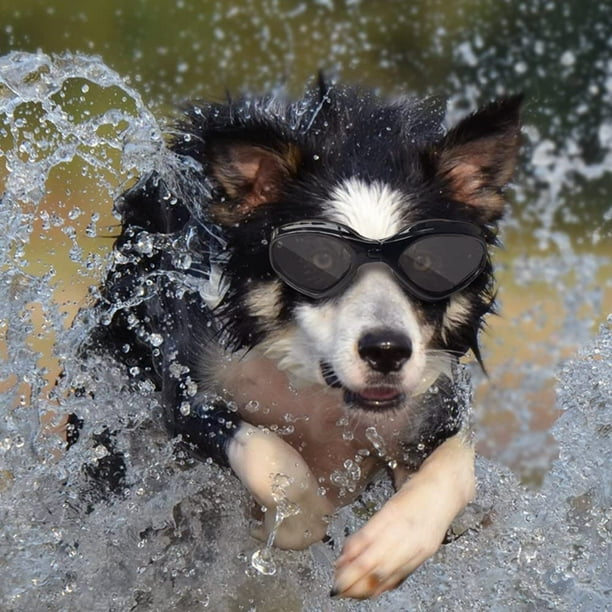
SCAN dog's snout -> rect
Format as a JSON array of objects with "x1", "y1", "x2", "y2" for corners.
[{"x1": 358, "y1": 330, "x2": 412, "y2": 373}]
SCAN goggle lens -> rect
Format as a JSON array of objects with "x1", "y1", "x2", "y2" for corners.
[
  {"x1": 271, "y1": 234, "x2": 353, "y2": 295},
  {"x1": 398, "y1": 234, "x2": 487, "y2": 297}
]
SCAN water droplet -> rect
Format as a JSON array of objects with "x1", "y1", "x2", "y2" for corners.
[
  {"x1": 149, "y1": 333, "x2": 163, "y2": 347},
  {"x1": 135, "y1": 233, "x2": 154, "y2": 255},
  {"x1": 245, "y1": 400, "x2": 260, "y2": 413},
  {"x1": 250, "y1": 547, "x2": 276, "y2": 575},
  {"x1": 365, "y1": 426, "x2": 386, "y2": 456},
  {"x1": 560, "y1": 50, "x2": 575, "y2": 67},
  {"x1": 93, "y1": 444, "x2": 109, "y2": 459},
  {"x1": 173, "y1": 253, "x2": 192, "y2": 269}
]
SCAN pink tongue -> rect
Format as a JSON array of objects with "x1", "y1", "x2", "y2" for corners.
[{"x1": 359, "y1": 387, "x2": 399, "y2": 401}]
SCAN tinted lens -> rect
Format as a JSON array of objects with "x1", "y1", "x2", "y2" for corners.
[
  {"x1": 398, "y1": 235, "x2": 486, "y2": 297},
  {"x1": 271, "y1": 233, "x2": 353, "y2": 296}
]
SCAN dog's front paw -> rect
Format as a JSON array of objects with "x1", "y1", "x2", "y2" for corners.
[
  {"x1": 228, "y1": 424, "x2": 334, "y2": 549},
  {"x1": 332, "y1": 480, "x2": 451, "y2": 599},
  {"x1": 332, "y1": 433, "x2": 475, "y2": 599}
]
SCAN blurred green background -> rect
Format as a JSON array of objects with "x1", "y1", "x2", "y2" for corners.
[{"x1": 1, "y1": 0, "x2": 610, "y2": 481}]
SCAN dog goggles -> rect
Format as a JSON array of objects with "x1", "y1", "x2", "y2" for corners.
[{"x1": 269, "y1": 219, "x2": 488, "y2": 301}]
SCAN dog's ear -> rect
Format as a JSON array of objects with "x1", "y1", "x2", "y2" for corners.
[
  {"x1": 433, "y1": 95, "x2": 523, "y2": 221},
  {"x1": 207, "y1": 139, "x2": 301, "y2": 224}
]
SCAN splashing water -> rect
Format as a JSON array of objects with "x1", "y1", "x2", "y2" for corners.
[
  {"x1": 0, "y1": 52, "x2": 610, "y2": 610},
  {"x1": 364, "y1": 426, "x2": 386, "y2": 457},
  {"x1": 250, "y1": 473, "x2": 302, "y2": 576}
]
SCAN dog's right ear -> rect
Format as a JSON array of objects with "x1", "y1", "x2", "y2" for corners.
[{"x1": 205, "y1": 138, "x2": 301, "y2": 225}]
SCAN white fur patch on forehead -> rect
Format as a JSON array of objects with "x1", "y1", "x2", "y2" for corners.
[{"x1": 326, "y1": 178, "x2": 405, "y2": 239}]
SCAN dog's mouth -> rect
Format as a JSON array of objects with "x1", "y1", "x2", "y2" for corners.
[
  {"x1": 344, "y1": 387, "x2": 406, "y2": 411},
  {"x1": 320, "y1": 361, "x2": 405, "y2": 411}
]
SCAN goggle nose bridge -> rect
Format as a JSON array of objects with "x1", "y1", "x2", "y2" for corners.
[{"x1": 365, "y1": 244, "x2": 383, "y2": 259}]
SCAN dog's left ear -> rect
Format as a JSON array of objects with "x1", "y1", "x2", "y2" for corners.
[
  {"x1": 433, "y1": 95, "x2": 523, "y2": 221},
  {"x1": 207, "y1": 139, "x2": 301, "y2": 224}
]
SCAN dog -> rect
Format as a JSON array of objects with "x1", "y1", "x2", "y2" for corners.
[{"x1": 87, "y1": 80, "x2": 521, "y2": 599}]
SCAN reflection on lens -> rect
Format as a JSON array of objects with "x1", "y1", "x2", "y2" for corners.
[
  {"x1": 399, "y1": 235, "x2": 485, "y2": 295},
  {"x1": 271, "y1": 233, "x2": 352, "y2": 295}
]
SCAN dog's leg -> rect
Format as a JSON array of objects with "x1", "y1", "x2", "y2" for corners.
[
  {"x1": 332, "y1": 430, "x2": 475, "y2": 599},
  {"x1": 171, "y1": 389, "x2": 334, "y2": 548},
  {"x1": 228, "y1": 423, "x2": 335, "y2": 549}
]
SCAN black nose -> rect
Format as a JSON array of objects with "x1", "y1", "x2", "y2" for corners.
[{"x1": 358, "y1": 330, "x2": 413, "y2": 374}]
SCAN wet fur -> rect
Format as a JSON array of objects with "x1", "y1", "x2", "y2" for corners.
[{"x1": 87, "y1": 81, "x2": 521, "y2": 598}]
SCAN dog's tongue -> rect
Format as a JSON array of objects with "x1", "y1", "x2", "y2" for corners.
[{"x1": 359, "y1": 386, "x2": 400, "y2": 401}]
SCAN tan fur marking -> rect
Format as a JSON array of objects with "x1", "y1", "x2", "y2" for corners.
[{"x1": 245, "y1": 280, "x2": 282, "y2": 322}]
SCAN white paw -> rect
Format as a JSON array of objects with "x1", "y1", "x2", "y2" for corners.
[
  {"x1": 228, "y1": 424, "x2": 334, "y2": 549},
  {"x1": 332, "y1": 433, "x2": 475, "y2": 601},
  {"x1": 332, "y1": 488, "x2": 449, "y2": 599}
]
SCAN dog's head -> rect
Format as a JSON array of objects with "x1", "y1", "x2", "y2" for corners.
[{"x1": 174, "y1": 85, "x2": 522, "y2": 410}]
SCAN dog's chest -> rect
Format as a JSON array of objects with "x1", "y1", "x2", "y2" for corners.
[{"x1": 215, "y1": 355, "x2": 415, "y2": 502}]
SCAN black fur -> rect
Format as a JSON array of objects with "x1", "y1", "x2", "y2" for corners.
[{"x1": 85, "y1": 83, "x2": 521, "y2": 469}]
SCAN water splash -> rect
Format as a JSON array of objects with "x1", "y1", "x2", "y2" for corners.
[
  {"x1": 0, "y1": 52, "x2": 610, "y2": 610},
  {"x1": 364, "y1": 426, "x2": 386, "y2": 457},
  {"x1": 251, "y1": 473, "x2": 302, "y2": 576},
  {"x1": 250, "y1": 547, "x2": 278, "y2": 577}
]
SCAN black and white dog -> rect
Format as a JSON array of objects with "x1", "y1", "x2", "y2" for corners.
[{"x1": 89, "y1": 81, "x2": 521, "y2": 599}]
